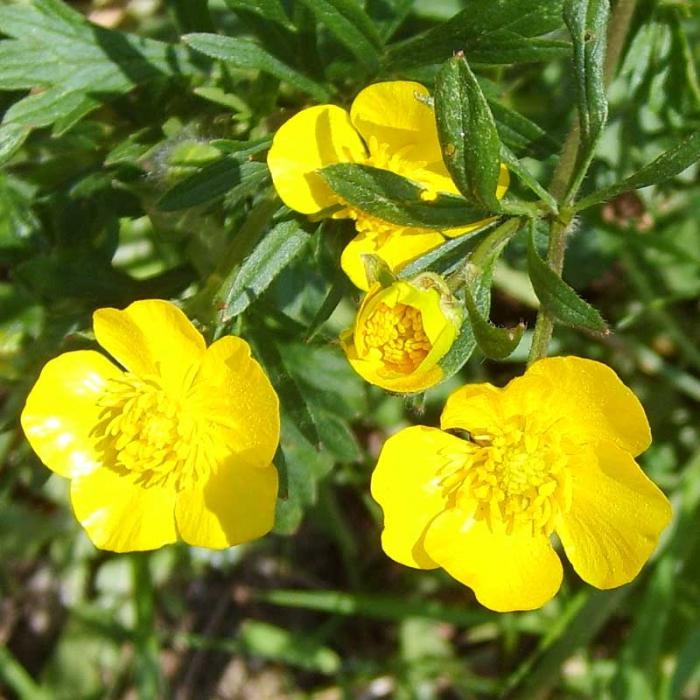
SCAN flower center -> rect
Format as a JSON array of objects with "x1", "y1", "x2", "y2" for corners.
[
  {"x1": 95, "y1": 373, "x2": 213, "y2": 489},
  {"x1": 362, "y1": 302, "x2": 431, "y2": 373},
  {"x1": 438, "y1": 417, "x2": 573, "y2": 536}
]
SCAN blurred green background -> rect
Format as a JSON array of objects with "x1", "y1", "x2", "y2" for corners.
[{"x1": 1, "y1": 0, "x2": 699, "y2": 697}]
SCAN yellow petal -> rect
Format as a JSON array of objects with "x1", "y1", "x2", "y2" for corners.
[
  {"x1": 93, "y1": 299, "x2": 206, "y2": 390},
  {"x1": 191, "y1": 336, "x2": 280, "y2": 468},
  {"x1": 175, "y1": 460, "x2": 278, "y2": 548},
  {"x1": 371, "y1": 426, "x2": 469, "y2": 569},
  {"x1": 21, "y1": 350, "x2": 122, "y2": 478},
  {"x1": 267, "y1": 104, "x2": 367, "y2": 214},
  {"x1": 440, "y1": 383, "x2": 503, "y2": 434},
  {"x1": 525, "y1": 356, "x2": 651, "y2": 455},
  {"x1": 423, "y1": 509, "x2": 563, "y2": 612},
  {"x1": 71, "y1": 467, "x2": 177, "y2": 552},
  {"x1": 350, "y1": 81, "x2": 443, "y2": 165},
  {"x1": 341, "y1": 227, "x2": 445, "y2": 290},
  {"x1": 556, "y1": 441, "x2": 672, "y2": 589}
]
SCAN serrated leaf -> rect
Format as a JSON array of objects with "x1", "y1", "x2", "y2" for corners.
[
  {"x1": 435, "y1": 55, "x2": 502, "y2": 210},
  {"x1": 527, "y1": 228, "x2": 609, "y2": 334},
  {"x1": 297, "y1": 0, "x2": 383, "y2": 70},
  {"x1": 319, "y1": 163, "x2": 492, "y2": 229},
  {"x1": 216, "y1": 220, "x2": 310, "y2": 321},
  {"x1": 158, "y1": 159, "x2": 267, "y2": 211},
  {"x1": 183, "y1": 32, "x2": 329, "y2": 100},
  {"x1": 383, "y1": 0, "x2": 568, "y2": 70},
  {"x1": 0, "y1": 0, "x2": 195, "y2": 135},
  {"x1": 563, "y1": 0, "x2": 610, "y2": 155},
  {"x1": 575, "y1": 131, "x2": 700, "y2": 211},
  {"x1": 463, "y1": 282, "x2": 524, "y2": 359}
]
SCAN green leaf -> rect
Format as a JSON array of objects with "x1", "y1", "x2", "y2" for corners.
[
  {"x1": 0, "y1": 123, "x2": 29, "y2": 166},
  {"x1": 319, "y1": 163, "x2": 492, "y2": 229},
  {"x1": 158, "y1": 158, "x2": 268, "y2": 211},
  {"x1": 239, "y1": 620, "x2": 340, "y2": 674},
  {"x1": 563, "y1": 0, "x2": 610, "y2": 154},
  {"x1": 183, "y1": 33, "x2": 329, "y2": 100},
  {"x1": 297, "y1": 0, "x2": 383, "y2": 70},
  {"x1": 527, "y1": 228, "x2": 609, "y2": 334},
  {"x1": 575, "y1": 131, "x2": 700, "y2": 211},
  {"x1": 500, "y1": 145, "x2": 559, "y2": 214},
  {"x1": 383, "y1": 0, "x2": 568, "y2": 70},
  {"x1": 0, "y1": 0, "x2": 195, "y2": 134},
  {"x1": 225, "y1": 0, "x2": 292, "y2": 26},
  {"x1": 488, "y1": 98, "x2": 559, "y2": 158},
  {"x1": 167, "y1": 0, "x2": 214, "y2": 32},
  {"x1": 463, "y1": 276, "x2": 525, "y2": 359},
  {"x1": 435, "y1": 55, "x2": 503, "y2": 210},
  {"x1": 215, "y1": 220, "x2": 311, "y2": 321}
]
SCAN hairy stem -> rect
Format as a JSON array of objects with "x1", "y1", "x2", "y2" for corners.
[{"x1": 527, "y1": 0, "x2": 638, "y2": 365}]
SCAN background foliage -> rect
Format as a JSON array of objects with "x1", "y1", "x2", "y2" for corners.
[{"x1": 1, "y1": 0, "x2": 699, "y2": 697}]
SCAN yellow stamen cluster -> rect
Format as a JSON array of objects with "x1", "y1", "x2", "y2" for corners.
[
  {"x1": 95, "y1": 374, "x2": 213, "y2": 490},
  {"x1": 438, "y1": 417, "x2": 574, "y2": 536},
  {"x1": 362, "y1": 302, "x2": 431, "y2": 373}
]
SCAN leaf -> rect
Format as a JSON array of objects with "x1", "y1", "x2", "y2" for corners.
[
  {"x1": 0, "y1": 123, "x2": 30, "y2": 166},
  {"x1": 463, "y1": 279, "x2": 525, "y2": 359},
  {"x1": 183, "y1": 32, "x2": 329, "y2": 100},
  {"x1": 215, "y1": 220, "x2": 310, "y2": 321},
  {"x1": 383, "y1": 0, "x2": 568, "y2": 70},
  {"x1": 575, "y1": 131, "x2": 700, "y2": 211},
  {"x1": 0, "y1": 0, "x2": 195, "y2": 135},
  {"x1": 225, "y1": 0, "x2": 292, "y2": 27},
  {"x1": 500, "y1": 144, "x2": 559, "y2": 214},
  {"x1": 563, "y1": 0, "x2": 610, "y2": 154},
  {"x1": 158, "y1": 158, "x2": 268, "y2": 211},
  {"x1": 527, "y1": 228, "x2": 609, "y2": 334},
  {"x1": 435, "y1": 54, "x2": 503, "y2": 210},
  {"x1": 297, "y1": 0, "x2": 383, "y2": 70},
  {"x1": 488, "y1": 98, "x2": 559, "y2": 158},
  {"x1": 319, "y1": 163, "x2": 492, "y2": 229}
]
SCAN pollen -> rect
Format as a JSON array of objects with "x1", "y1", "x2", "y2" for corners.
[
  {"x1": 94, "y1": 373, "x2": 213, "y2": 490},
  {"x1": 438, "y1": 416, "x2": 574, "y2": 536},
  {"x1": 362, "y1": 302, "x2": 432, "y2": 373}
]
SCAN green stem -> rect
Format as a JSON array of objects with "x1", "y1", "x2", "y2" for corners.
[
  {"x1": 131, "y1": 553, "x2": 164, "y2": 700},
  {"x1": 527, "y1": 0, "x2": 639, "y2": 365},
  {"x1": 0, "y1": 645, "x2": 51, "y2": 700}
]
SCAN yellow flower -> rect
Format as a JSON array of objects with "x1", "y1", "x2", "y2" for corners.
[
  {"x1": 371, "y1": 357, "x2": 672, "y2": 612},
  {"x1": 340, "y1": 275, "x2": 462, "y2": 393},
  {"x1": 21, "y1": 299, "x2": 279, "y2": 552},
  {"x1": 267, "y1": 81, "x2": 509, "y2": 290}
]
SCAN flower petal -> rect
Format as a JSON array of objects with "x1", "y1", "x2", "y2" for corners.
[
  {"x1": 424, "y1": 509, "x2": 563, "y2": 612},
  {"x1": 372, "y1": 426, "x2": 469, "y2": 569},
  {"x1": 267, "y1": 104, "x2": 367, "y2": 214},
  {"x1": 440, "y1": 383, "x2": 503, "y2": 435},
  {"x1": 525, "y1": 356, "x2": 651, "y2": 455},
  {"x1": 341, "y1": 227, "x2": 445, "y2": 290},
  {"x1": 93, "y1": 299, "x2": 206, "y2": 390},
  {"x1": 21, "y1": 350, "x2": 122, "y2": 478},
  {"x1": 191, "y1": 336, "x2": 280, "y2": 468},
  {"x1": 175, "y1": 460, "x2": 278, "y2": 548},
  {"x1": 71, "y1": 467, "x2": 177, "y2": 552},
  {"x1": 557, "y1": 441, "x2": 672, "y2": 589},
  {"x1": 350, "y1": 81, "x2": 443, "y2": 165}
]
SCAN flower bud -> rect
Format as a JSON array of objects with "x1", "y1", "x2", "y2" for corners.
[{"x1": 340, "y1": 274, "x2": 462, "y2": 393}]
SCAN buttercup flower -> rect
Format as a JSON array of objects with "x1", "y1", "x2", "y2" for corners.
[
  {"x1": 371, "y1": 357, "x2": 672, "y2": 612},
  {"x1": 267, "y1": 80, "x2": 509, "y2": 290},
  {"x1": 21, "y1": 299, "x2": 279, "y2": 552},
  {"x1": 341, "y1": 274, "x2": 462, "y2": 393}
]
